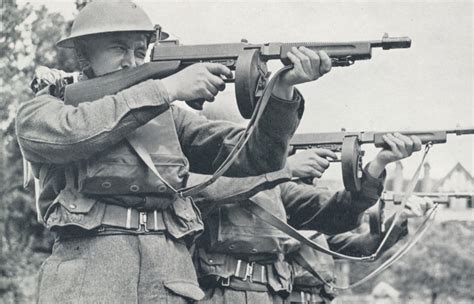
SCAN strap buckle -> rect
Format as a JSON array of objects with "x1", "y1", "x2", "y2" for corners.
[
  {"x1": 243, "y1": 261, "x2": 255, "y2": 282},
  {"x1": 137, "y1": 211, "x2": 149, "y2": 232},
  {"x1": 221, "y1": 277, "x2": 230, "y2": 287}
]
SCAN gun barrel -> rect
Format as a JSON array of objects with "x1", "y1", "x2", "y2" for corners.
[
  {"x1": 447, "y1": 127, "x2": 474, "y2": 136},
  {"x1": 370, "y1": 36, "x2": 412, "y2": 49}
]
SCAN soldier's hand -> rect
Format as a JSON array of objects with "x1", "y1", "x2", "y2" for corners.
[
  {"x1": 161, "y1": 63, "x2": 232, "y2": 102},
  {"x1": 376, "y1": 133, "x2": 422, "y2": 164},
  {"x1": 367, "y1": 133, "x2": 422, "y2": 177},
  {"x1": 287, "y1": 148, "x2": 337, "y2": 178},
  {"x1": 272, "y1": 47, "x2": 332, "y2": 100},
  {"x1": 399, "y1": 195, "x2": 435, "y2": 221},
  {"x1": 30, "y1": 66, "x2": 78, "y2": 97}
]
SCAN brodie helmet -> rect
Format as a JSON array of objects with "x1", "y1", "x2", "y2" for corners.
[{"x1": 56, "y1": 0, "x2": 168, "y2": 48}]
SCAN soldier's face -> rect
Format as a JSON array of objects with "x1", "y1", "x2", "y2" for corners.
[{"x1": 82, "y1": 32, "x2": 148, "y2": 76}]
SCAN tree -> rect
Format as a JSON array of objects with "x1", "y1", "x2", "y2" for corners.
[
  {"x1": 0, "y1": 1, "x2": 80, "y2": 302},
  {"x1": 346, "y1": 220, "x2": 474, "y2": 303}
]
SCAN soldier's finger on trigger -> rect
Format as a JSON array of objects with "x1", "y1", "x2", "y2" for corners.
[
  {"x1": 316, "y1": 157, "x2": 330, "y2": 169},
  {"x1": 319, "y1": 148, "x2": 337, "y2": 160},
  {"x1": 208, "y1": 74, "x2": 226, "y2": 92},
  {"x1": 205, "y1": 62, "x2": 232, "y2": 78}
]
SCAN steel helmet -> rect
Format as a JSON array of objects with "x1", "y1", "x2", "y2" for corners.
[{"x1": 57, "y1": 0, "x2": 168, "y2": 48}]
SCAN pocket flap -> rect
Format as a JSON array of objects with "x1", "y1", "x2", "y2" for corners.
[
  {"x1": 164, "y1": 280, "x2": 205, "y2": 301},
  {"x1": 58, "y1": 188, "x2": 97, "y2": 213},
  {"x1": 198, "y1": 250, "x2": 226, "y2": 266}
]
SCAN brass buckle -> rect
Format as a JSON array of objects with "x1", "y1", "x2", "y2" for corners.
[
  {"x1": 243, "y1": 261, "x2": 254, "y2": 282},
  {"x1": 137, "y1": 211, "x2": 149, "y2": 232}
]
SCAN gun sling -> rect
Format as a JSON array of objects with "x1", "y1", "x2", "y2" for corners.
[{"x1": 127, "y1": 65, "x2": 292, "y2": 197}]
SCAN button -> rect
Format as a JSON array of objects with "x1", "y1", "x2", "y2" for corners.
[
  {"x1": 251, "y1": 248, "x2": 258, "y2": 253},
  {"x1": 209, "y1": 259, "x2": 214, "y2": 263},
  {"x1": 158, "y1": 185, "x2": 167, "y2": 192},
  {"x1": 130, "y1": 185, "x2": 140, "y2": 192},
  {"x1": 101, "y1": 181, "x2": 112, "y2": 188},
  {"x1": 69, "y1": 204, "x2": 77, "y2": 210},
  {"x1": 228, "y1": 244, "x2": 235, "y2": 250}
]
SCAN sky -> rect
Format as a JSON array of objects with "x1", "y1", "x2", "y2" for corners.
[{"x1": 18, "y1": 0, "x2": 474, "y2": 181}]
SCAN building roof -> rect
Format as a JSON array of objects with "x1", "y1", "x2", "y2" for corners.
[
  {"x1": 432, "y1": 162, "x2": 474, "y2": 191},
  {"x1": 385, "y1": 162, "x2": 473, "y2": 192}
]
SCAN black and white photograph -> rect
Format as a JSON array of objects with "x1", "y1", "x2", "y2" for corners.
[{"x1": 1, "y1": 0, "x2": 472, "y2": 303}]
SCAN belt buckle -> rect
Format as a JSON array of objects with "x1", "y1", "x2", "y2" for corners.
[
  {"x1": 243, "y1": 261, "x2": 255, "y2": 282},
  {"x1": 221, "y1": 277, "x2": 230, "y2": 287},
  {"x1": 137, "y1": 211, "x2": 149, "y2": 232}
]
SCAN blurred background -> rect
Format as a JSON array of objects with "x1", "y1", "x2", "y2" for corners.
[{"x1": 1, "y1": 0, "x2": 472, "y2": 303}]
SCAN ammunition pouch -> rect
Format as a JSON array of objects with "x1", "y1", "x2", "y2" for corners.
[
  {"x1": 290, "y1": 235, "x2": 335, "y2": 289},
  {"x1": 78, "y1": 141, "x2": 188, "y2": 195},
  {"x1": 195, "y1": 248, "x2": 292, "y2": 294},
  {"x1": 202, "y1": 188, "x2": 291, "y2": 255},
  {"x1": 287, "y1": 288, "x2": 336, "y2": 304},
  {"x1": 45, "y1": 188, "x2": 203, "y2": 240},
  {"x1": 78, "y1": 108, "x2": 188, "y2": 196}
]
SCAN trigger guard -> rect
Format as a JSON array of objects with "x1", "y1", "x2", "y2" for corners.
[{"x1": 341, "y1": 136, "x2": 362, "y2": 193}]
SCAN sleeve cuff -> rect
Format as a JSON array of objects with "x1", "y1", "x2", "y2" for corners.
[
  {"x1": 121, "y1": 79, "x2": 171, "y2": 110},
  {"x1": 359, "y1": 165, "x2": 386, "y2": 201},
  {"x1": 270, "y1": 88, "x2": 305, "y2": 119}
]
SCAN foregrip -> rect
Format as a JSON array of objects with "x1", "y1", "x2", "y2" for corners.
[
  {"x1": 373, "y1": 131, "x2": 447, "y2": 147},
  {"x1": 64, "y1": 61, "x2": 181, "y2": 106}
]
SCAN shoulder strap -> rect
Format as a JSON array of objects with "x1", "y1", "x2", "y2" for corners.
[
  {"x1": 246, "y1": 144, "x2": 439, "y2": 290},
  {"x1": 127, "y1": 66, "x2": 293, "y2": 198}
]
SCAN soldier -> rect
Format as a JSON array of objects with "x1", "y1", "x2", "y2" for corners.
[
  {"x1": 287, "y1": 198, "x2": 434, "y2": 304},
  {"x1": 189, "y1": 134, "x2": 422, "y2": 303},
  {"x1": 16, "y1": 0, "x2": 332, "y2": 303},
  {"x1": 286, "y1": 149, "x2": 434, "y2": 304}
]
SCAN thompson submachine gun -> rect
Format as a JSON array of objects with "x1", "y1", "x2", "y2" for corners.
[
  {"x1": 381, "y1": 192, "x2": 474, "y2": 205},
  {"x1": 64, "y1": 33, "x2": 411, "y2": 117},
  {"x1": 289, "y1": 127, "x2": 474, "y2": 193},
  {"x1": 368, "y1": 191, "x2": 474, "y2": 234}
]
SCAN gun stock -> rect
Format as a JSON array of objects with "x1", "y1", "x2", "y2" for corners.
[{"x1": 64, "y1": 61, "x2": 181, "y2": 106}]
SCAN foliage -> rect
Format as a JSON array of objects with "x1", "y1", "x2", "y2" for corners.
[
  {"x1": 0, "y1": 0, "x2": 82, "y2": 302},
  {"x1": 347, "y1": 220, "x2": 474, "y2": 303}
]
